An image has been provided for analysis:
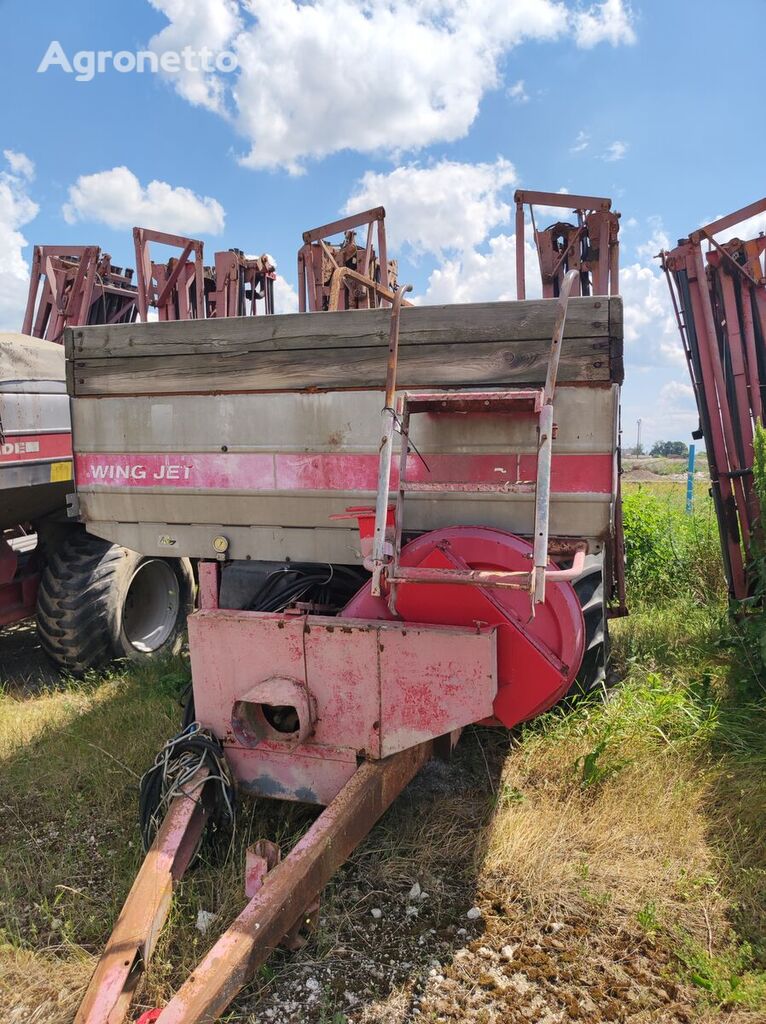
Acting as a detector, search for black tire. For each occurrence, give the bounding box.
[568,555,610,698]
[36,529,194,675]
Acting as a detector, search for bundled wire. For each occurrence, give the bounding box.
[248,563,366,613]
[138,723,235,856]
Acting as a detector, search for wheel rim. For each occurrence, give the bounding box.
[122,559,180,653]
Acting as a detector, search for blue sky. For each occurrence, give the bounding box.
[1,0,764,445]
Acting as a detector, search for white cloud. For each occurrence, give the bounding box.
[62,167,225,235]
[573,0,636,48]
[659,380,695,405]
[273,274,298,314]
[508,79,529,103]
[147,0,636,173]
[3,150,35,181]
[344,158,517,256]
[147,0,242,113]
[603,140,628,162]
[635,216,670,261]
[619,260,682,369]
[0,152,39,332]
[422,232,541,304]
[570,130,589,153]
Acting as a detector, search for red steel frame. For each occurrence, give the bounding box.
[134,228,277,321]
[133,228,206,322]
[514,190,620,300]
[298,206,406,312]
[22,245,137,341]
[661,197,766,600]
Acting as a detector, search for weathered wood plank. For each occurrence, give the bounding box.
[73,336,611,396]
[68,297,615,359]
[608,297,625,384]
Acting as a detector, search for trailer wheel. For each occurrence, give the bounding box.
[568,557,610,698]
[36,530,194,675]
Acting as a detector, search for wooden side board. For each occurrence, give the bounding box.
[66,296,624,397]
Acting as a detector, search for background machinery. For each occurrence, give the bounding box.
[1,232,275,673]
[68,194,625,1023]
[661,197,766,601]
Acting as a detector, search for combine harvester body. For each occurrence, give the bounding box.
[69,195,626,1024]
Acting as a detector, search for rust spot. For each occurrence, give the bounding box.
[277,621,285,629]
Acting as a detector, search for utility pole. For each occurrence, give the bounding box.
[635,418,642,456]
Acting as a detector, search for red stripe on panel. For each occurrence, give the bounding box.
[0,432,72,465]
[74,451,614,494]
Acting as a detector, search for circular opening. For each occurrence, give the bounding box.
[262,704,300,734]
[122,559,180,653]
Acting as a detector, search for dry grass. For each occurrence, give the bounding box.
[1,504,765,1020]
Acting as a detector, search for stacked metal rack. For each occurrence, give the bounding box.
[661,198,766,600]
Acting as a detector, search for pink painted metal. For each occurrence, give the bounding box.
[209,250,276,317]
[187,608,496,803]
[344,525,584,728]
[72,450,615,494]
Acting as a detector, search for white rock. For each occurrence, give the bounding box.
[305,978,320,992]
[406,905,419,917]
[195,910,216,935]
[466,906,482,920]
[500,944,517,962]
[409,882,422,900]
[371,907,382,919]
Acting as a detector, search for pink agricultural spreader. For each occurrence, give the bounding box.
[68,194,625,1024]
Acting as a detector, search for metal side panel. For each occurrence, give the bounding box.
[72,384,619,559]
[71,386,617,455]
[82,495,612,563]
[0,390,71,433]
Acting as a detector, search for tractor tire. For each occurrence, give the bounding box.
[568,555,610,698]
[36,530,194,675]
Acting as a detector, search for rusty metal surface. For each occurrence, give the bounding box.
[298,207,397,312]
[153,743,433,1024]
[513,190,619,301]
[75,769,209,1024]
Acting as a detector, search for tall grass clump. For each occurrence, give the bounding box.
[622,483,724,604]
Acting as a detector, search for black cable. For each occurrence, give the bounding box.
[138,724,235,855]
